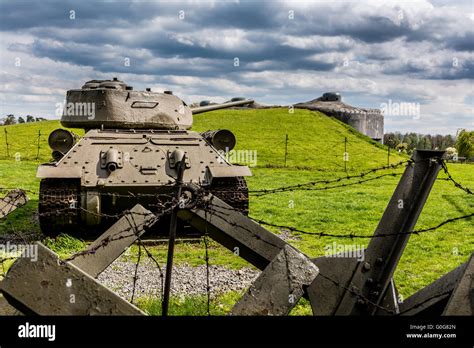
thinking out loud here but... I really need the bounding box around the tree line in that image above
[383,130,473,159]
[1,114,47,125]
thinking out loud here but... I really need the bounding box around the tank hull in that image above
[37,129,251,237]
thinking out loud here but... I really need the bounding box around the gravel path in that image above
[97,259,260,301]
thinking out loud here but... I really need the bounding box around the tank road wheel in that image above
[209,177,249,215]
[38,179,81,237]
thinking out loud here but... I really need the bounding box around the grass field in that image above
[0,108,472,315]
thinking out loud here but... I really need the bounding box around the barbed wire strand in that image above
[439,161,473,195]
[204,206,211,316]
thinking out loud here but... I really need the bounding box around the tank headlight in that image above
[201,129,236,152]
[48,129,77,154]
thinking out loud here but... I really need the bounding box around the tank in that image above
[37,78,254,237]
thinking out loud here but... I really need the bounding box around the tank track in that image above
[209,176,249,215]
[38,179,81,237]
[38,177,249,238]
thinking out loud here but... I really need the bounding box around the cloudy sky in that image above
[0,0,472,134]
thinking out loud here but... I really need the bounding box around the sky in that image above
[0,0,472,135]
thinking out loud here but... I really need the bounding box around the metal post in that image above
[162,155,186,316]
[344,137,347,172]
[36,130,41,160]
[4,129,9,158]
[284,134,288,167]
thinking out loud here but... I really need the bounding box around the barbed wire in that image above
[63,201,178,263]
[140,242,165,301]
[131,239,142,304]
[248,212,473,239]
[0,187,177,199]
[203,207,211,316]
[196,201,396,315]
[196,198,471,315]
[203,193,472,240]
[253,172,403,196]
[439,161,473,195]
[316,271,396,315]
[247,159,412,196]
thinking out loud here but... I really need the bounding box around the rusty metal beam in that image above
[443,253,474,315]
[0,243,145,315]
[231,245,318,315]
[0,189,28,219]
[71,204,156,278]
[306,150,445,315]
[178,193,286,270]
[308,255,400,315]
[179,193,321,314]
[335,150,444,315]
[0,295,22,315]
[376,278,400,315]
[308,256,359,315]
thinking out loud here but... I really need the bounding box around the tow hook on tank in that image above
[168,149,191,169]
[100,148,123,173]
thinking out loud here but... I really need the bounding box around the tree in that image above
[455,129,474,158]
[445,134,455,149]
[419,135,431,150]
[26,115,35,122]
[383,133,398,147]
[396,142,408,154]
[4,114,16,125]
[394,132,404,144]
[384,132,456,151]
[445,147,458,160]
[18,116,25,123]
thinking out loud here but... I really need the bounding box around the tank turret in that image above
[60,78,253,130]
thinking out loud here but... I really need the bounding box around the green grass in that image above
[137,291,241,316]
[0,160,41,235]
[0,121,83,162]
[43,234,87,258]
[136,291,312,316]
[192,108,405,171]
[0,109,472,313]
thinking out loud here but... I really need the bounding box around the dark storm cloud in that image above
[0,0,274,32]
[184,1,278,30]
[27,38,338,76]
[338,17,412,43]
[0,1,158,31]
[284,14,412,44]
[1,0,471,80]
[447,33,474,52]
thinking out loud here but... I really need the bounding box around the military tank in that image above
[37,78,254,237]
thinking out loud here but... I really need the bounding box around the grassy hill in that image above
[0,108,472,307]
[0,108,403,169]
